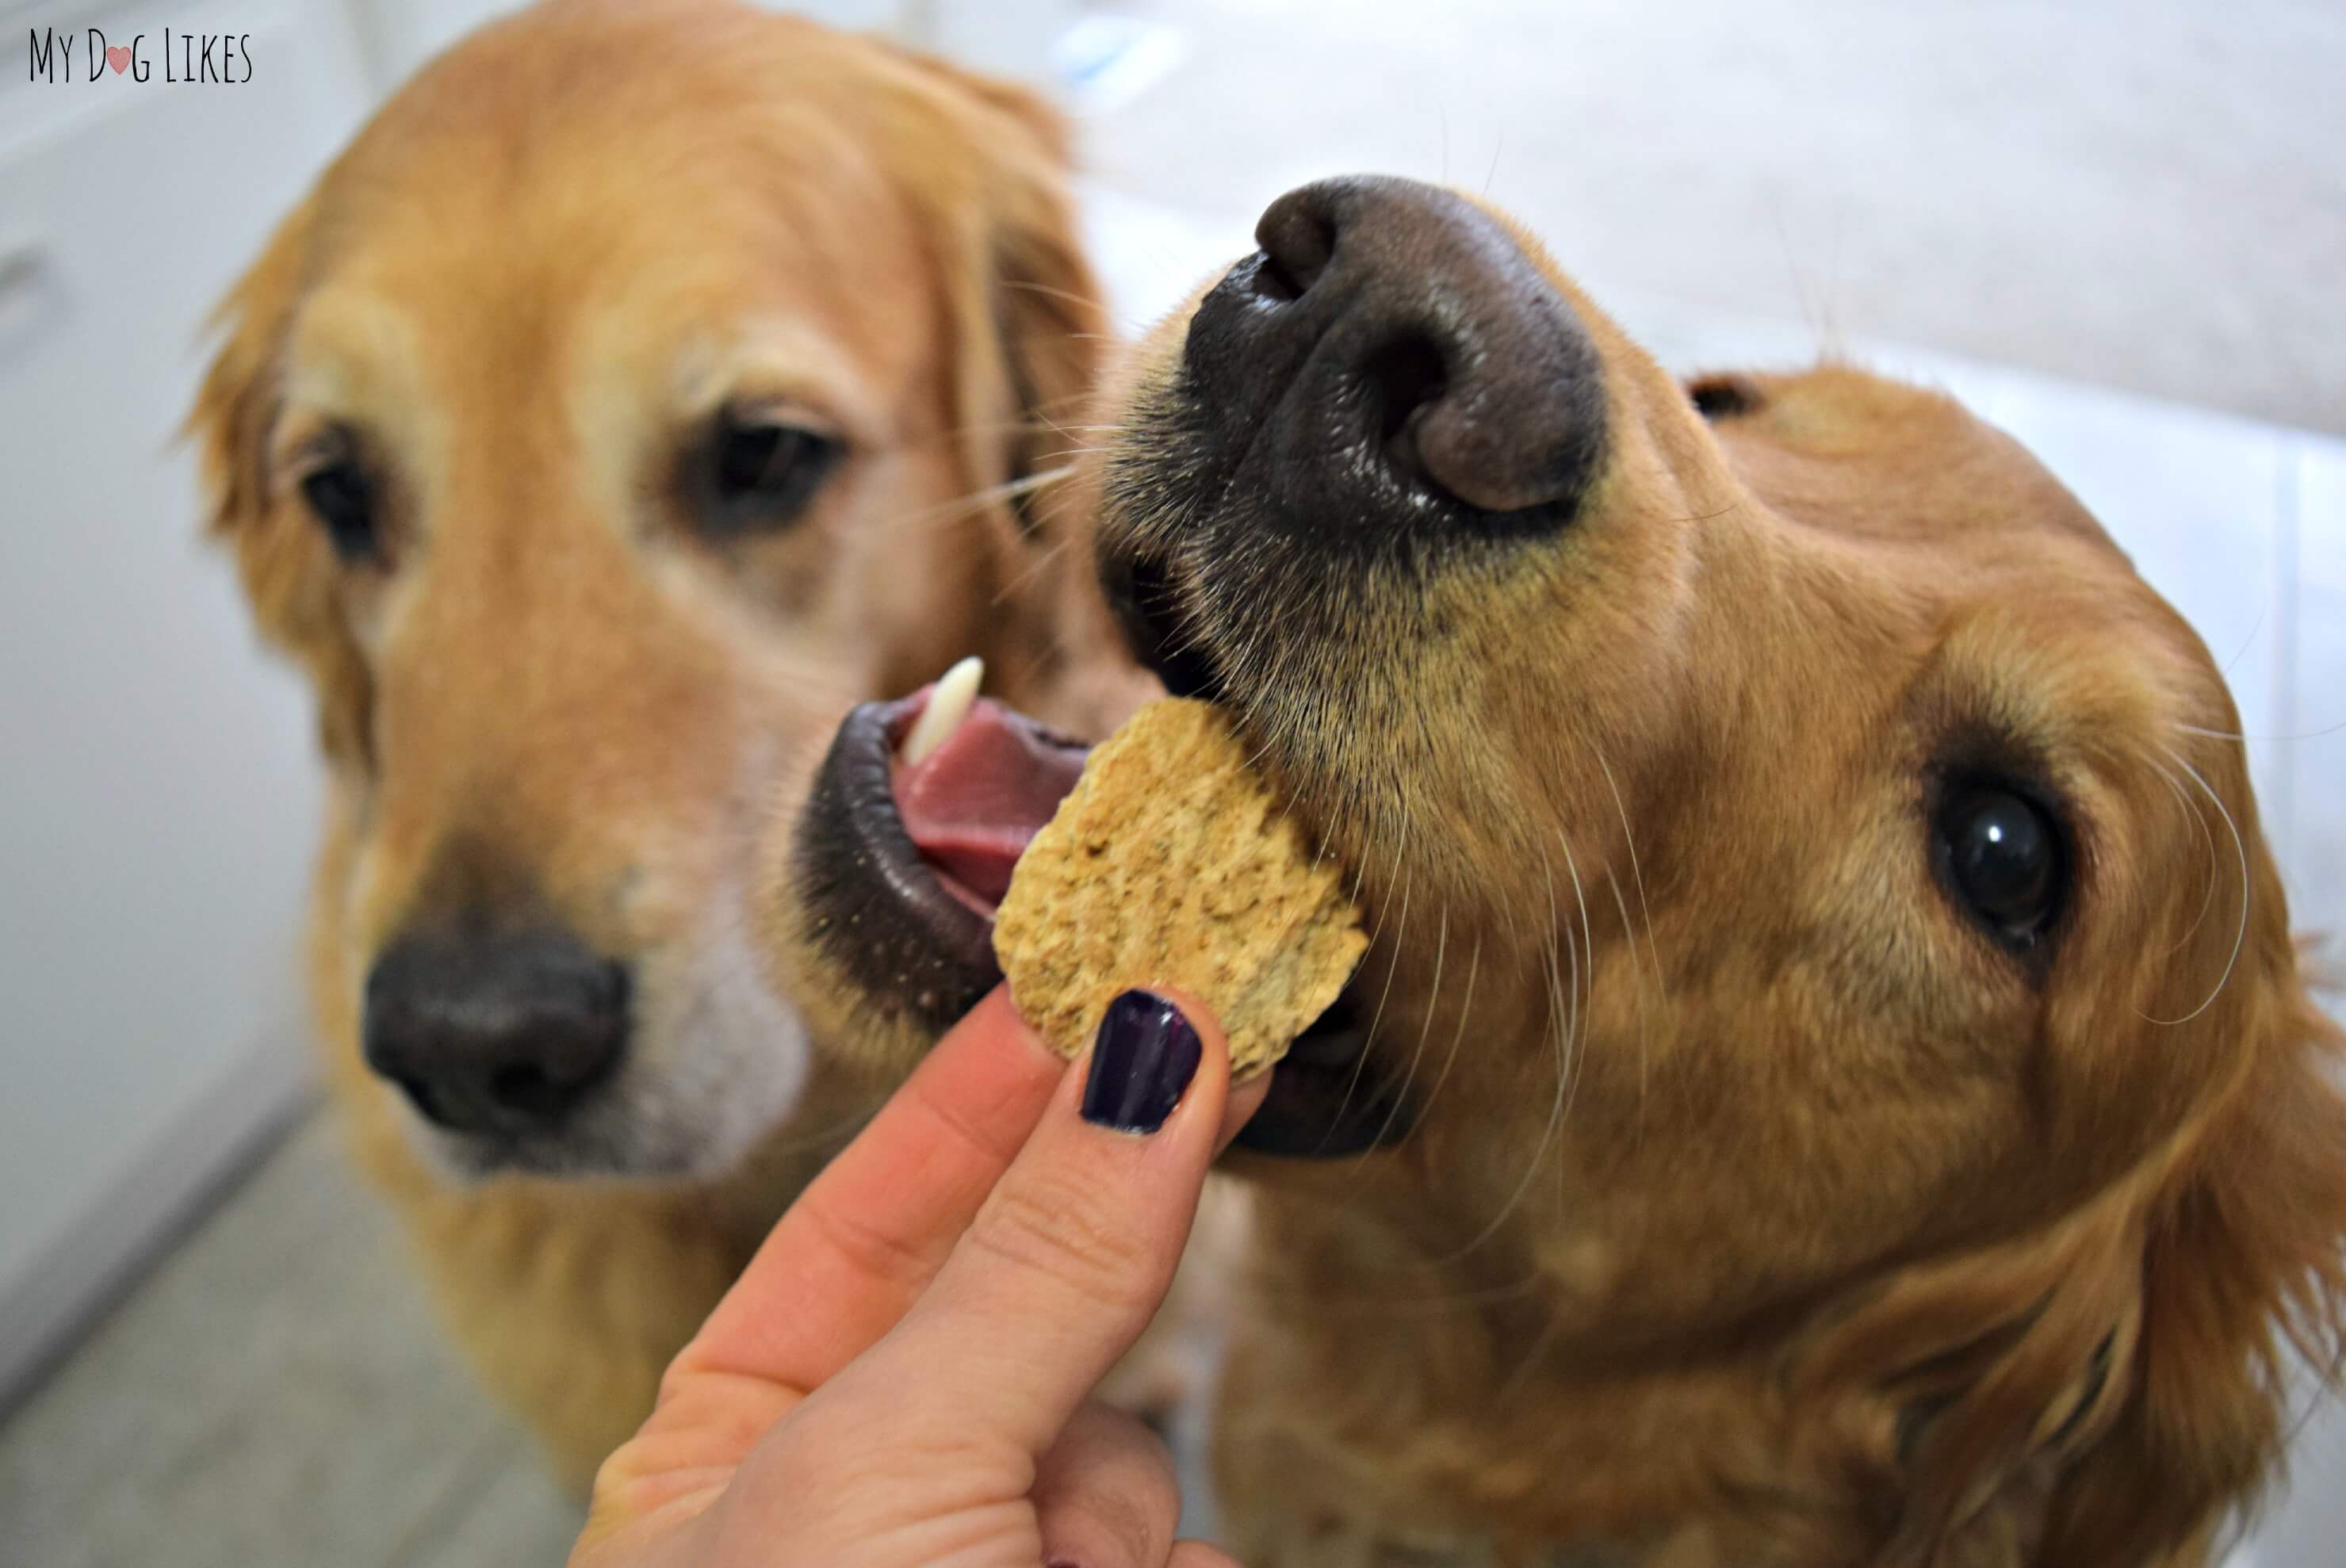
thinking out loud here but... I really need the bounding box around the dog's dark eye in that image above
[1935,782,2065,952]
[1686,373,1762,421]
[695,410,841,537]
[300,455,379,563]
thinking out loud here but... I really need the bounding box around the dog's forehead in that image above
[1708,366,2107,546]
[321,133,917,335]
[1697,366,2237,725]
[294,12,951,384]
[278,120,943,469]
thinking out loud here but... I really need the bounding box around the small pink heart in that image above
[105,45,130,75]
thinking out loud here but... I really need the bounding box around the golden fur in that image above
[189,0,1105,1488]
[1131,210,2346,1567]
[779,193,2346,1564]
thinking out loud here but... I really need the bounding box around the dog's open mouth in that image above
[894,659,1093,922]
[798,652,1409,1156]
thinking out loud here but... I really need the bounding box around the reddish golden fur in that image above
[1033,211,2346,1563]
[189,0,1104,1487]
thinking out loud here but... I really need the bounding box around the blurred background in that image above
[0,0,2338,1562]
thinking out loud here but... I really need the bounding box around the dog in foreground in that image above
[189,0,1109,1487]
[779,175,2346,1565]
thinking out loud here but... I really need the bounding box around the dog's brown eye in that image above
[300,455,379,563]
[695,411,841,537]
[1936,784,2065,952]
[1686,373,1762,421]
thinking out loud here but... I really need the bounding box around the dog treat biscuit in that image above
[993,698,1366,1073]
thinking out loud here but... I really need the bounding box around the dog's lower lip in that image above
[825,693,1003,980]
[812,692,1407,1153]
[1283,1003,1368,1069]
[814,689,1094,986]
[1233,990,1412,1157]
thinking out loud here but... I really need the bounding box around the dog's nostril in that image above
[1251,250,1307,305]
[1254,200,1338,301]
[489,1059,567,1119]
[1363,335,1450,451]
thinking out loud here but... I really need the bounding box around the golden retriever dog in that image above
[771,175,2346,1565]
[189,0,1105,1489]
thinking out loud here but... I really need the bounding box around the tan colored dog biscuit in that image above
[993,698,1366,1072]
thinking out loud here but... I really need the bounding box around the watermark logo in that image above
[28,28,254,84]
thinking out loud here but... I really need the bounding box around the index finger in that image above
[670,985,1066,1398]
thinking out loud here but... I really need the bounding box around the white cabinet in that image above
[0,0,369,1398]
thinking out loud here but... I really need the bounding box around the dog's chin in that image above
[397,1073,797,1185]
[404,1110,706,1184]
[396,1071,794,1184]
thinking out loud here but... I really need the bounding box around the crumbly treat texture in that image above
[992,698,1367,1073]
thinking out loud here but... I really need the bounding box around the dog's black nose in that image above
[362,928,627,1137]
[1182,175,1605,541]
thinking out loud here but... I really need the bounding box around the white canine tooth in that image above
[900,656,984,766]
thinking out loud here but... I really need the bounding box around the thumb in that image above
[810,988,1231,1460]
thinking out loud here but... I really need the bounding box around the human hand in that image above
[571,985,1264,1568]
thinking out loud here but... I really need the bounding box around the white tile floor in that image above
[3,191,2340,1568]
[0,1111,582,1568]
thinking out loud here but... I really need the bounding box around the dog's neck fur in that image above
[1214,1162,2156,1568]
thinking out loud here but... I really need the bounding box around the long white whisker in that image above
[2175,718,2346,744]
[1554,828,1597,1212]
[1355,906,1446,1177]
[2144,755,2218,954]
[2141,749,2251,1026]
[1598,751,1667,1002]
[1319,820,1412,1154]
[1605,867,1651,1139]
[1443,847,1570,1263]
[1410,934,1483,1143]
[999,276,1116,315]
[852,462,1078,543]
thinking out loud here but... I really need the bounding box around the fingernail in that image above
[1081,989,1200,1134]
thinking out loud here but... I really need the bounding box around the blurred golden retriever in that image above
[775,176,2346,1565]
[189,0,1104,1488]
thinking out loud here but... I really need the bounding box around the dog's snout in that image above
[362,928,628,1138]
[1185,175,1605,540]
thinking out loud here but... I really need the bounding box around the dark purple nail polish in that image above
[1081,990,1200,1134]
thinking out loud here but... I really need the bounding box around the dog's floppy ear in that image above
[186,192,373,767]
[2037,963,2346,1564]
[963,129,1104,541]
[890,50,1107,537]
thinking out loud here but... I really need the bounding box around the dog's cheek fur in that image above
[1092,254,2346,1561]
[874,52,1107,702]
[187,192,375,771]
[1785,924,2346,1564]
[2038,982,2346,1565]
[753,72,1112,1080]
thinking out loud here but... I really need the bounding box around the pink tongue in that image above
[893,698,1088,911]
